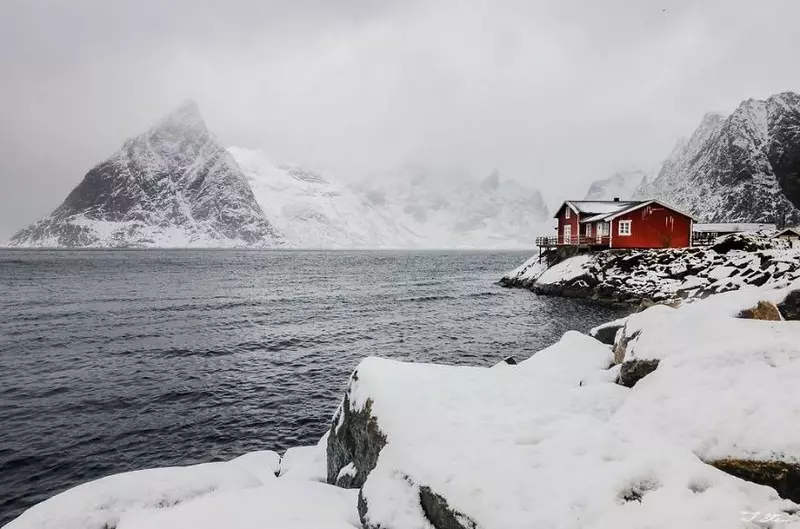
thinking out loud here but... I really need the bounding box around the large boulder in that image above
[711,459,800,503]
[327,384,387,489]
[327,326,799,529]
[778,289,800,320]
[616,358,660,388]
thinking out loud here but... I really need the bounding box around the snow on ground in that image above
[4,451,280,529]
[4,445,360,529]
[13,215,270,249]
[535,253,594,285]
[611,280,800,462]
[277,433,328,482]
[501,253,549,286]
[117,481,360,529]
[339,282,800,529]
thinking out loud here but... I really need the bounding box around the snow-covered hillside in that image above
[584,170,648,201]
[229,148,421,249]
[230,151,550,249]
[354,167,550,249]
[10,102,281,248]
[634,92,800,224]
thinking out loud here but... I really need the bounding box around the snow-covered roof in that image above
[693,223,776,233]
[576,200,696,223]
[554,200,639,218]
[774,227,800,238]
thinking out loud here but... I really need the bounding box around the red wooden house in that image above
[537,199,694,249]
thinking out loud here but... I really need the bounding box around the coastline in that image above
[500,234,800,306]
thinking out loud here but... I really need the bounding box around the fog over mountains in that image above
[9,90,800,249]
[9,103,550,249]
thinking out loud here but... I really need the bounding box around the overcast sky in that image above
[2,0,800,239]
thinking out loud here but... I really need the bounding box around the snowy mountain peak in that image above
[634,91,800,224]
[584,170,648,201]
[11,103,281,248]
[481,169,501,191]
[154,99,206,132]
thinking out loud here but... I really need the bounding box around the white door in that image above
[563,225,572,244]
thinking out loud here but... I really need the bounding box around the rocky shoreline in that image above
[500,233,800,306]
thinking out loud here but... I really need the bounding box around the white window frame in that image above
[563,224,572,243]
[618,220,632,236]
[565,207,571,219]
[585,224,592,237]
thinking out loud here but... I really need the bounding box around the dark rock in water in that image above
[327,382,387,488]
[778,290,800,320]
[617,359,660,388]
[711,459,800,503]
[738,300,783,320]
[10,101,282,247]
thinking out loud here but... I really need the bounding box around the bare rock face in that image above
[617,359,660,388]
[11,101,282,248]
[326,376,387,489]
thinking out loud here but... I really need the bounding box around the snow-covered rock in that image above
[10,101,282,248]
[278,433,328,482]
[3,451,280,529]
[327,305,800,529]
[585,170,648,201]
[502,234,800,305]
[634,91,800,224]
[4,442,361,529]
[116,481,360,529]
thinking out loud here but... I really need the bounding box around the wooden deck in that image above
[534,236,611,248]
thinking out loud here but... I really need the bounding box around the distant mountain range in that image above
[584,170,648,201]
[9,103,549,248]
[11,91,800,248]
[586,91,800,225]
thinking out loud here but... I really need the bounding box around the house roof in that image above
[554,199,697,222]
[554,200,640,219]
[774,227,800,238]
[589,200,697,223]
[694,223,777,233]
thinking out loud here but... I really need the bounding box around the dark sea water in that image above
[0,249,626,525]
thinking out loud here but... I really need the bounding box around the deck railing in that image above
[535,236,611,247]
